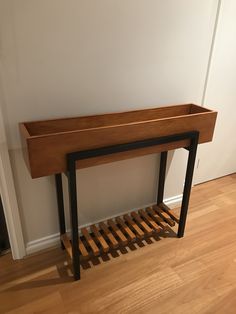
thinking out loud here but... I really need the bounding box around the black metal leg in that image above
[157,151,168,205]
[178,133,199,238]
[67,156,80,280]
[55,173,66,249]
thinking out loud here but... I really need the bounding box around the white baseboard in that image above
[26,194,183,255]
[164,194,183,208]
[26,232,61,255]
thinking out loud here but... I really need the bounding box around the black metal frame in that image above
[55,131,199,280]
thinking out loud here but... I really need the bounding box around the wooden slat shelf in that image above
[61,204,178,262]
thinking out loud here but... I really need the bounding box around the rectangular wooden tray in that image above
[19,104,217,178]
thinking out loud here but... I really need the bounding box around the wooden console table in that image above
[19,104,217,280]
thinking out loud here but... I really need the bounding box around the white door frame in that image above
[0,105,26,259]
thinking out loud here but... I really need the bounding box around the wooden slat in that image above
[131,212,153,236]
[61,234,72,259]
[138,209,161,232]
[123,214,144,238]
[107,220,128,245]
[81,228,100,256]
[90,225,109,252]
[160,203,180,223]
[146,207,168,230]
[99,222,119,248]
[115,217,136,240]
[79,239,89,258]
[153,206,175,227]
[61,233,89,258]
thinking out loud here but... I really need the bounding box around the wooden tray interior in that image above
[23,104,211,137]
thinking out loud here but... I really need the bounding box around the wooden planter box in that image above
[19,104,217,178]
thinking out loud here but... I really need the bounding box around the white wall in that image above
[195,0,236,183]
[0,1,218,250]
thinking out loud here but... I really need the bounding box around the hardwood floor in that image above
[0,174,236,314]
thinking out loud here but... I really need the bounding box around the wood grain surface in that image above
[0,174,235,314]
[19,104,217,178]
